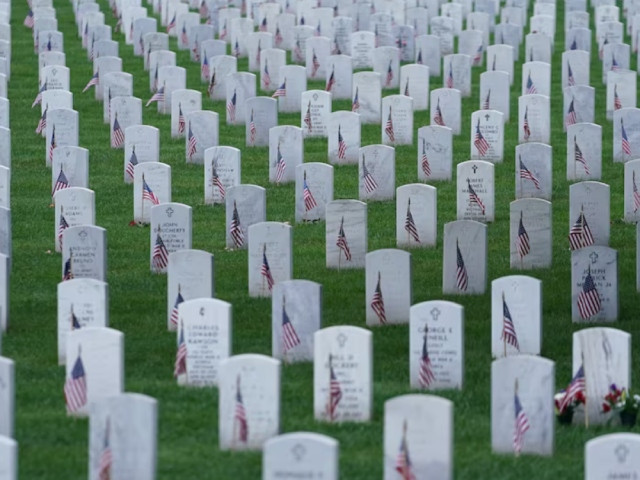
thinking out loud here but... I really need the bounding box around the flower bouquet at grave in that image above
[554,389,585,425]
[601,384,640,427]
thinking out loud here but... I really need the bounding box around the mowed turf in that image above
[5,0,640,478]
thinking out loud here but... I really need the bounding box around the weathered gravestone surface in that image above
[607,71,636,120]
[170,89,202,139]
[207,55,237,101]
[457,160,494,222]
[486,44,514,84]
[564,85,595,132]
[124,125,159,183]
[510,199,552,269]
[624,160,640,222]
[263,432,338,480]
[54,187,95,253]
[328,111,359,165]
[417,126,452,181]
[571,246,618,323]
[0,435,17,480]
[562,50,590,89]
[301,90,331,138]
[109,97,141,149]
[147,51,175,94]
[133,162,171,225]
[101,72,133,123]
[400,64,429,111]
[150,203,192,274]
[225,185,266,250]
[225,72,256,125]
[396,184,437,249]
[51,147,89,194]
[204,146,240,205]
[0,255,7,332]
[470,110,504,163]
[61,226,106,283]
[585,433,640,480]
[442,220,487,295]
[324,55,352,100]
[613,108,640,162]
[567,123,602,181]
[381,95,413,146]
[0,357,12,438]
[248,222,292,298]
[274,65,306,113]
[443,54,471,97]
[185,110,219,164]
[518,94,550,144]
[415,34,441,77]
[359,145,394,202]
[569,181,610,247]
[46,108,79,167]
[365,249,411,326]
[352,72,381,124]
[246,97,277,148]
[522,61,550,97]
[479,71,510,122]
[295,163,333,223]
[430,88,461,134]
[515,143,552,200]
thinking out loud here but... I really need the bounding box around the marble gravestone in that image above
[176,298,231,387]
[350,31,375,70]
[585,433,640,480]
[400,64,429,111]
[525,33,551,64]
[143,33,170,70]
[417,126,452,182]
[207,55,237,101]
[0,167,7,209]
[218,354,281,450]
[268,126,301,186]
[294,163,333,223]
[263,433,338,480]
[328,111,360,165]
[306,36,330,81]
[185,110,219,164]
[358,145,394,202]
[486,44,514,85]
[373,46,400,90]
[443,54,471,97]
[613,108,640,163]
[607,71,636,120]
[324,55,352,100]
[133,162,171,225]
[225,185,266,250]
[247,222,292,298]
[150,203,192,275]
[246,98,277,148]
[442,220,487,295]
[0,357,12,438]
[409,301,464,390]
[430,88,461,135]
[204,146,240,206]
[170,89,202,139]
[562,50,590,89]
[624,160,640,222]
[313,326,372,423]
[569,181,610,247]
[156,66,186,115]
[415,34,441,77]
[109,97,142,150]
[365,249,411,326]
[259,48,286,94]
[519,95,550,144]
[124,125,159,183]
[352,72,382,124]
[521,61,550,98]
[0,435,16,480]
[396,184,437,249]
[491,276,542,358]
[457,160,495,222]
[479,71,510,122]
[272,280,322,363]
[274,65,306,113]
[225,72,257,126]
[381,95,412,146]
[470,110,504,163]
[567,123,602,181]
[61,225,107,283]
[92,56,122,101]
[0,128,7,170]
[430,16,455,56]
[491,355,555,455]
[57,278,108,365]
[46,108,79,167]
[54,187,95,253]
[515,143,552,200]
[51,147,89,194]
[147,51,175,92]
[510,199,552,270]
[326,200,367,269]
[300,90,331,138]
[384,395,453,480]
[571,246,618,323]
[0,255,7,332]
[101,72,133,124]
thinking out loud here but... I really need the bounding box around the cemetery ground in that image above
[6,1,640,478]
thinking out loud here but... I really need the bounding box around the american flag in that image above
[230,201,245,248]
[523,107,531,140]
[142,176,160,205]
[255,40,261,64]
[385,107,395,142]
[126,146,138,180]
[272,78,286,98]
[145,85,165,107]
[467,179,485,214]
[220,20,227,40]
[326,355,342,421]
[199,0,208,18]
[111,114,125,148]
[261,245,275,291]
[371,271,386,324]
[177,104,185,135]
[516,211,531,258]
[227,89,237,123]
[337,125,347,160]
[49,125,57,164]
[611,54,620,71]
[166,13,176,33]
[303,171,317,211]
[492,55,496,70]
[210,160,226,199]
[281,298,301,353]
[578,266,602,319]
[568,209,594,250]
[311,50,320,77]
[418,331,435,388]
[152,233,169,271]
[58,211,69,250]
[207,70,216,96]
[446,62,454,88]
[614,84,622,110]
[416,49,422,64]
[513,392,530,454]
[501,295,520,351]
[395,422,416,480]
[249,110,257,145]
[114,15,122,34]
[187,123,197,159]
[633,171,640,212]
[483,89,491,110]
[519,157,540,190]
[565,97,577,126]
[570,37,577,50]
[82,70,100,94]
[352,87,360,112]
[83,23,88,44]
[24,9,34,28]
[98,418,113,480]
[385,61,394,87]
[473,44,483,66]
[433,98,445,126]
[201,54,210,80]
[421,139,431,177]
[263,60,271,88]
[153,66,159,92]
[63,253,74,281]
[474,118,490,156]
[325,67,335,92]
[64,349,87,413]
[275,143,286,183]
[336,216,351,261]
[558,365,586,412]
[89,37,95,61]
[574,137,590,174]
[315,21,321,36]
[259,16,268,32]
[405,198,420,243]
[192,40,200,62]
[294,38,303,62]
[274,24,283,46]
[46,35,52,51]
[404,79,410,97]
[525,72,536,94]
[234,376,248,443]
[567,61,575,86]
[455,240,468,291]
[32,79,47,108]
[170,286,184,326]
[622,119,632,156]
[36,105,47,134]
[107,89,112,122]
[362,155,379,193]
[304,101,312,132]
[53,167,69,196]
[180,25,188,46]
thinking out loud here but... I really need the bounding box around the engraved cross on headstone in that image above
[292,443,306,462]
[589,251,599,264]
[472,164,478,174]
[615,443,629,463]
[165,207,174,217]
[337,332,347,348]
[430,307,441,321]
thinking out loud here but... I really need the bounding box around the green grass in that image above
[5,1,640,478]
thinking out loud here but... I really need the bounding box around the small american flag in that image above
[52,167,69,196]
[111,114,125,148]
[395,421,416,480]
[337,125,347,160]
[153,66,159,92]
[227,89,237,123]
[433,98,445,126]
[326,355,342,421]
[255,40,261,64]
[126,146,138,180]
[565,97,577,127]
[262,60,271,88]
[187,123,197,159]
[272,78,286,98]
[474,118,490,156]
[71,305,81,330]
[519,157,540,190]
[568,209,594,250]
[467,179,485,214]
[611,54,620,71]
[516,211,531,258]
[558,365,585,412]
[210,160,226,199]
[294,38,303,62]
[352,87,360,112]
[90,37,96,61]
[325,66,335,92]
[455,240,468,291]
[492,55,496,70]
[199,0,208,18]
[58,211,69,250]
[46,34,52,51]
[207,70,217,96]
[275,143,286,183]
[513,392,530,454]
[49,125,57,164]
[192,40,200,61]
[304,101,312,132]
[63,253,74,281]
[98,418,113,480]
[315,21,321,36]
[633,171,640,212]
[404,79,410,97]
[261,244,275,291]
[24,9,34,28]
[418,331,435,388]
[574,137,590,175]
[170,286,184,327]
[142,176,160,205]
[32,79,47,108]
[311,50,320,77]
[152,233,169,272]
[570,37,577,50]
[64,349,87,413]
[336,216,351,261]
[249,110,257,145]
[614,84,622,110]
[201,54,210,80]
[501,294,520,351]
[362,155,379,193]
[385,60,393,87]
[230,201,245,248]
[473,43,483,66]
[385,107,395,143]
[483,89,491,110]
[523,107,531,140]
[235,376,249,443]
[166,13,176,33]
[622,119,632,156]
[421,139,431,177]
[177,104,185,135]
[259,16,268,32]
[525,72,536,94]
[405,198,420,243]
[145,85,165,107]
[274,24,283,46]
[416,49,422,64]
[567,61,575,86]
[302,171,317,211]
[446,62,454,88]
[220,20,227,40]
[281,298,301,353]
[371,271,386,324]
[578,266,601,319]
